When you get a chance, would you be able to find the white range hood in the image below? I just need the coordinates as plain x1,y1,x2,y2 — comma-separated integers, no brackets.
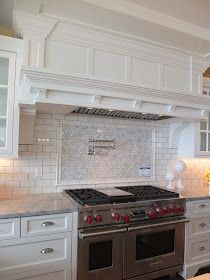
15,10,210,120
20,64,210,120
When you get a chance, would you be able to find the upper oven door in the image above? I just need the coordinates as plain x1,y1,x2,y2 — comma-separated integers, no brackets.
123,218,187,279
78,226,126,280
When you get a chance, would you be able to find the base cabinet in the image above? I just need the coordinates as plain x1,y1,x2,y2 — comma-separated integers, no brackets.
17,271,66,280
2,265,71,280
0,213,75,280
181,199,210,278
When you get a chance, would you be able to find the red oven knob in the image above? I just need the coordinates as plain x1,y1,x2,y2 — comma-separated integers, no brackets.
172,206,179,214
123,214,130,223
148,210,157,219
94,214,102,223
156,207,163,215
178,206,185,213
112,212,121,221
85,215,93,224
165,207,171,214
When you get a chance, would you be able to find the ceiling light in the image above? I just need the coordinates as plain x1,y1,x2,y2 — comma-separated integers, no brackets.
141,112,146,115
108,109,114,112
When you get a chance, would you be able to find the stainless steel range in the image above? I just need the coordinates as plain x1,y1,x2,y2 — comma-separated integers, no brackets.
65,185,188,280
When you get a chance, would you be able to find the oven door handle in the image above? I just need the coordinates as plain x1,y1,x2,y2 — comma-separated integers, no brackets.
79,228,127,239
127,218,189,232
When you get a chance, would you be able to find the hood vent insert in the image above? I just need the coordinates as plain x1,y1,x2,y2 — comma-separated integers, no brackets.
72,107,172,121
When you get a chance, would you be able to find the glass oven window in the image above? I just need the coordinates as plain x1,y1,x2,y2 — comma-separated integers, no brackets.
89,240,113,271
136,230,175,260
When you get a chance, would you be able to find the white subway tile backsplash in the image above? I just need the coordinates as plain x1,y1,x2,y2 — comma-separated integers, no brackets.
5,167,22,174
43,165,56,172
14,173,29,181
0,113,204,196
21,180,36,188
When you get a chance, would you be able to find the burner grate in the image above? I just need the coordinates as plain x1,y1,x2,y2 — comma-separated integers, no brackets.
65,188,111,205
116,185,179,200
65,185,179,206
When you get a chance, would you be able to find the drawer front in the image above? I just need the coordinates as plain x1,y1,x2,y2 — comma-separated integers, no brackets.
2,265,70,280
190,216,210,236
192,200,210,213
0,234,70,272
21,213,72,237
19,271,66,280
0,218,20,240
191,239,210,260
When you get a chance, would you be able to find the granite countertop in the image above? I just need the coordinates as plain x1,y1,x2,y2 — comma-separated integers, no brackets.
178,185,210,201
0,193,78,219
0,185,210,220
159,185,210,201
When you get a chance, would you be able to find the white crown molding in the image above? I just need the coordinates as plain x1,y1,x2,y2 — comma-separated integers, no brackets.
19,66,210,119
0,35,23,53
14,9,210,60
13,10,210,74
13,10,58,38
83,0,210,43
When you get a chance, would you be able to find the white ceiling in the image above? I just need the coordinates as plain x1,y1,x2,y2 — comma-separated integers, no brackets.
0,0,13,27
128,0,210,29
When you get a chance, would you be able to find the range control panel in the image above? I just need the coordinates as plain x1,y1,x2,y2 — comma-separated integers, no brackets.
79,201,185,228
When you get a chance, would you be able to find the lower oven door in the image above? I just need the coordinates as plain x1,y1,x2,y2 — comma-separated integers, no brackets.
123,218,188,279
78,226,126,280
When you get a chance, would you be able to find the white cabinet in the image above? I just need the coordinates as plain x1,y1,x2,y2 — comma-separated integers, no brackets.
181,199,210,278
3,265,71,280
0,213,75,280
0,36,23,157
10,270,67,280
0,218,20,240
21,213,72,237
197,112,210,156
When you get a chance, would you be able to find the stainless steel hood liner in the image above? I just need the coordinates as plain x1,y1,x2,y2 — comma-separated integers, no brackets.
72,107,172,121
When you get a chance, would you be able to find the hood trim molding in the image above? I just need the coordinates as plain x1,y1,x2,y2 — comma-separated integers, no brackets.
20,66,209,119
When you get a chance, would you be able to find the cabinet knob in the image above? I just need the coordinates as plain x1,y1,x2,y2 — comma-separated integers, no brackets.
41,221,55,227
41,248,54,254
199,204,207,208
199,223,206,228
199,246,205,251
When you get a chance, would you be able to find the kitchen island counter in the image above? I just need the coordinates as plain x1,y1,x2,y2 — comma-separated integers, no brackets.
0,192,78,219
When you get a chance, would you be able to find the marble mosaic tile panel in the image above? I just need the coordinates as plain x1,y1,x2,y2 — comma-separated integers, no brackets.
60,124,154,183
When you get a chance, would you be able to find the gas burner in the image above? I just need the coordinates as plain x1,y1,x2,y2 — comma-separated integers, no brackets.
65,188,111,205
116,185,179,201
65,185,179,206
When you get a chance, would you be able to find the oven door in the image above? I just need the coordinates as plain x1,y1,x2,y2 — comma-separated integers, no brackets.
78,226,126,280
123,218,188,279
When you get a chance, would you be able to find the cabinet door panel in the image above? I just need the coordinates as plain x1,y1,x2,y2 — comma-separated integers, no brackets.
0,119,7,147
0,57,9,85
0,50,16,155
0,88,8,116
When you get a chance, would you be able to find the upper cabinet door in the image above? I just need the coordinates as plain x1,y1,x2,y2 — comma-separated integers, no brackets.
197,112,210,156
0,50,16,156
